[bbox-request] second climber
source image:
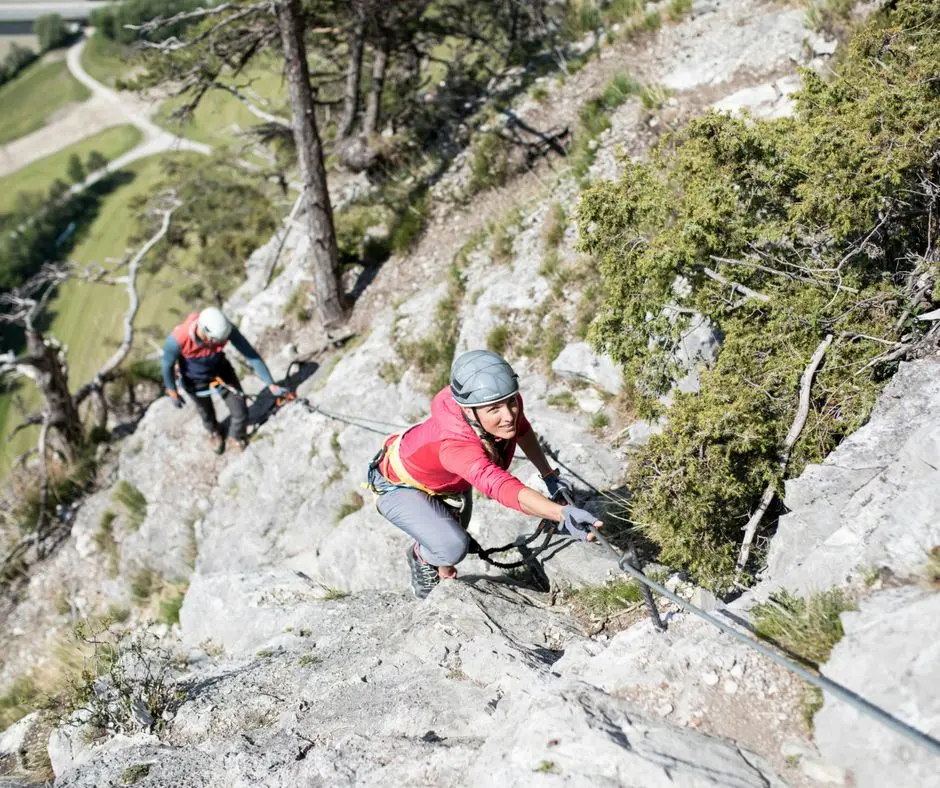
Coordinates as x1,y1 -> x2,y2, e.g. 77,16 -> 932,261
161,307 -> 287,453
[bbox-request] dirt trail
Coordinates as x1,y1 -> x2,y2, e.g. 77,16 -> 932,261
0,34 -> 209,179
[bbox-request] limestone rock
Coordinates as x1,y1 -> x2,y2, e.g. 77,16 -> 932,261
551,342 -> 623,394
814,588 -> 940,788
56,582 -> 785,787
761,360 -> 940,595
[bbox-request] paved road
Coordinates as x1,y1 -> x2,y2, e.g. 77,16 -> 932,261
0,35 -> 210,183
0,2 -> 110,23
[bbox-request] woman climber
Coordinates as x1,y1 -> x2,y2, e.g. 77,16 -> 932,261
367,349 -> 603,599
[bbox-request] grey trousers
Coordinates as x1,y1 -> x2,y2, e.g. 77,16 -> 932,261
369,466 -> 473,567
183,359 -> 248,439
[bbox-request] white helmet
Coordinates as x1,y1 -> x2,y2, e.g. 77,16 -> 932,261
197,307 -> 232,341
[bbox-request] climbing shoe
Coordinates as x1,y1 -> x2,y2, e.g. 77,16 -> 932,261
208,433 -> 225,454
405,543 -> 439,600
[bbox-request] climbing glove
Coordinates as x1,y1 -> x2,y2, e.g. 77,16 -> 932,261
559,505 -> 598,541
542,468 -> 571,500
168,390 -> 184,409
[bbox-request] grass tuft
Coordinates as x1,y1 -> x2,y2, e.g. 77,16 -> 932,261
120,764 -> 151,785
113,481 -> 147,532
334,491 -> 365,523
751,589 -> 856,668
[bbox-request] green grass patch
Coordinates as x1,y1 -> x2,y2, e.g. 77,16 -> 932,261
154,57 -> 286,151
542,203 -> 567,249
80,32 -> 137,88
129,567 -> 159,604
113,480 -> 147,532
158,586 -> 187,626
321,588 -> 348,601
666,0 -> 693,21
334,491 -> 364,523
94,510 -> 120,577
487,325 -> 510,356
390,190 -> 431,254
467,132 -> 513,195
0,59 -> 90,145
924,546 -> 940,589
572,578 -> 645,616
0,674 -> 41,730
120,763 -> 151,785
547,391 -> 577,410
751,589 -> 856,668
397,263 -> 466,394
752,588 -> 855,731
0,125 -> 143,214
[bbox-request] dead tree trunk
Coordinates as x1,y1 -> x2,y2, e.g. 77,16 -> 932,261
337,20 -> 364,139
24,331 -> 83,461
363,40 -> 390,137
275,0 -> 346,326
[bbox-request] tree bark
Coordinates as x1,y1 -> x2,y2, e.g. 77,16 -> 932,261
363,40 -> 390,137
337,20 -> 364,139
24,331 -> 83,461
275,0 -> 345,327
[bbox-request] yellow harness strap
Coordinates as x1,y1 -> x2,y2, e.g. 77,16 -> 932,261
385,432 -> 441,496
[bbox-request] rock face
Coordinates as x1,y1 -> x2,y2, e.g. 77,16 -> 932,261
55,581 -> 785,788
755,360 -> 940,785
814,588 -> 940,788
551,342 -> 622,394
764,360 -> 940,592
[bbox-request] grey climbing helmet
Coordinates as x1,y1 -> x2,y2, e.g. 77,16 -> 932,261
450,350 -> 519,407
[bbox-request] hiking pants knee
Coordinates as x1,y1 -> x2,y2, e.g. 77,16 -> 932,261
375,484 -> 472,568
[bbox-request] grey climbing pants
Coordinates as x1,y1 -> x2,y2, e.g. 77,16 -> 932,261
367,465 -> 473,567
183,359 -> 248,440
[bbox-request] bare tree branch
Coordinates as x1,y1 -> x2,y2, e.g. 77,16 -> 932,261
127,1 -> 268,35
6,413 -> 43,443
737,334 -> 834,571
702,266 -> 771,303
73,200 -> 181,406
209,83 -> 291,126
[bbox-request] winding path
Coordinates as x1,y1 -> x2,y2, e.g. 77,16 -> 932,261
0,34 -> 210,181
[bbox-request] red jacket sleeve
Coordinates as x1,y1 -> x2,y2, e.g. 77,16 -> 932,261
439,440 -> 526,512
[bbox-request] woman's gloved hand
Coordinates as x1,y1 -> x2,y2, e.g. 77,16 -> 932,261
542,468 -> 572,500
560,505 -> 601,541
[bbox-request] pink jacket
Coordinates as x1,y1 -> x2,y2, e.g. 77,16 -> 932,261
380,387 -> 532,512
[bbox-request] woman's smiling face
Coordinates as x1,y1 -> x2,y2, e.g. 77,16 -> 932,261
466,395 -> 520,440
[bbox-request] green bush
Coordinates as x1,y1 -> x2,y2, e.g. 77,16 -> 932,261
0,44 -> 38,87
579,0 -> 940,588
